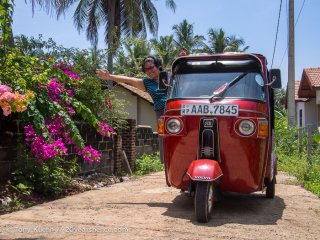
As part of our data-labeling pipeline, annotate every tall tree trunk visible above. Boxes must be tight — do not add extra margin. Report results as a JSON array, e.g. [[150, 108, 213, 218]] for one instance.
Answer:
[[107, 0, 116, 73]]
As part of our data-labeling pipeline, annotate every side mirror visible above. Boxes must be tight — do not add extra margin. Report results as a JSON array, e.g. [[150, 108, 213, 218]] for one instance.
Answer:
[[158, 71, 168, 90], [269, 69, 282, 88]]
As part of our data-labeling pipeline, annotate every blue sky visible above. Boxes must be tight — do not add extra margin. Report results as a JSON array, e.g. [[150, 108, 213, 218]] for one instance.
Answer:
[[12, 0, 320, 88]]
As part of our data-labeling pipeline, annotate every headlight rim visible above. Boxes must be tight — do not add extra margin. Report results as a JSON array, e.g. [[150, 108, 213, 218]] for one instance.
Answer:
[[166, 118, 183, 134], [237, 119, 256, 136]]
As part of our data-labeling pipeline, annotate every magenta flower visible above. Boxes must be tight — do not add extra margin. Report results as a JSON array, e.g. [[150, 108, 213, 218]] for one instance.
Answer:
[[24, 124, 68, 161], [98, 121, 114, 137], [46, 78, 64, 103], [78, 145, 101, 163]]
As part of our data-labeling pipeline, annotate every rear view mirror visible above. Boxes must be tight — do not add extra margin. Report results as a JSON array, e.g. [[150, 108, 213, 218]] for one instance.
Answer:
[[158, 71, 168, 90], [269, 69, 282, 88]]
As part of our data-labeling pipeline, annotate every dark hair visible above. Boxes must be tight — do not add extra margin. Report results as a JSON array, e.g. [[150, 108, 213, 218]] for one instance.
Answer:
[[141, 56, 162, 72]]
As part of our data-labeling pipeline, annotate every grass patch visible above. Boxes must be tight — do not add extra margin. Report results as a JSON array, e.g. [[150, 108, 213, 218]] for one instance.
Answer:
[[133, 152, 164, 176], [277, 151, 320, 197]]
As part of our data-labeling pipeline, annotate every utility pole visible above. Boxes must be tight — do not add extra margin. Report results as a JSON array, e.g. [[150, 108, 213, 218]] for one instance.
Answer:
[[288, 0, 296, 126]]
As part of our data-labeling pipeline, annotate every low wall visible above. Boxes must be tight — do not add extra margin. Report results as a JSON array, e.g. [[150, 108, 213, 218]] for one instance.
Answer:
[[136, 125, 159, 155], [0, 115, 22, 182], [0, 117, 158, 183]]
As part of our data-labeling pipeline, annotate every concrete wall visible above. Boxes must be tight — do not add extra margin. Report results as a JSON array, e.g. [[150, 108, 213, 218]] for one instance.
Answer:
[[296, 99, 319, 129], [138, 98, 157, 131], [304, 99, 318, 126], [114, 88, 138, 120], [113, 87, 157, 131]]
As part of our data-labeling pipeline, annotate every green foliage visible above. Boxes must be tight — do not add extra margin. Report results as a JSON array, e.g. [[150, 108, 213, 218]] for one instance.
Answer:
[[13, 156, 79, 197], [204, 28, 249, 53], [113, 37, 152, 77], [274, 88, 286, 118], [277, 153, 308, 180], [11, 35, 128, 131], [150, 35, 179, 70], [0, 39, 122, 197], [274, 115, 301, 156], [0, 0, 14, 56], [134, 152, 164, 176], [172, 19, 206, 53], [275, 117, 320, 197], [11, 183, 32, 197]]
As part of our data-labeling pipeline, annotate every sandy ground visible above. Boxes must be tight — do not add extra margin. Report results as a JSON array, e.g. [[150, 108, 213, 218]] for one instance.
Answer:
[[0, 171, 319, 240]]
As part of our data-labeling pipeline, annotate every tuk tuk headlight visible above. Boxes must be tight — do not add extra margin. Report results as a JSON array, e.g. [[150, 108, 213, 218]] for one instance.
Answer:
[[238, 120, 256, 136], [166, 118, 182, 134]]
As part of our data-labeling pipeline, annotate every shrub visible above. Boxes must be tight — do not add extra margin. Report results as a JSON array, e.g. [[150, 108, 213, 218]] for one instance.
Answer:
[[134, 152, 164, 176], [275, 116, 320, 197]]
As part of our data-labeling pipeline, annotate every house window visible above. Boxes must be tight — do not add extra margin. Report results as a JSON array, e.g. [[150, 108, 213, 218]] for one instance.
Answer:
[[299, 109, 303, 127]]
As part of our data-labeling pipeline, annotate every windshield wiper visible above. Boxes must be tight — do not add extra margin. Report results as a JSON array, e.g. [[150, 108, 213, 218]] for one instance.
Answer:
[[209, 72, 248, 101]]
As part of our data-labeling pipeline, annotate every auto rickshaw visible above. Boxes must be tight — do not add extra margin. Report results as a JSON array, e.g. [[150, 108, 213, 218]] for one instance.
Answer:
[[157, 53, 282, 223]]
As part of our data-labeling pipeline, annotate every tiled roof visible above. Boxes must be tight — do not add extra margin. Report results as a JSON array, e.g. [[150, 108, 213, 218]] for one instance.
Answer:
[[116, 83, 153, 104], [295, 80, 308, 101], [304, 68, 320, 87]]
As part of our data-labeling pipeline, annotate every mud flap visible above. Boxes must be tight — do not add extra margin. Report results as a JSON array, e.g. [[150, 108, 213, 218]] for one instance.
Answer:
[[187, 159, 223, 181]]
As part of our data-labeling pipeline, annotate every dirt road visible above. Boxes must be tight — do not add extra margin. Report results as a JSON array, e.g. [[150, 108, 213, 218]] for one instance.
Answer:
[[0, 171, 319, 240]]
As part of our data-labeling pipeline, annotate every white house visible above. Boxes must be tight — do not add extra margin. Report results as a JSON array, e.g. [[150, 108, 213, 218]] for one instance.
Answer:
[[295, 68, 320, 129], [113, 83, 158, 131]]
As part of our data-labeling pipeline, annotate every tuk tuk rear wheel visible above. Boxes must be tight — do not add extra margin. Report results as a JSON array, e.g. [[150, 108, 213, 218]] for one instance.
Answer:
[[195, 181, 214, 223], [266, 176, 276, 198]]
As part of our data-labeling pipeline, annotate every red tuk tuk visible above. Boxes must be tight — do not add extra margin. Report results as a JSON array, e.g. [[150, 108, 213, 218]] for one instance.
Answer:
[[157, 53, 281, 223]]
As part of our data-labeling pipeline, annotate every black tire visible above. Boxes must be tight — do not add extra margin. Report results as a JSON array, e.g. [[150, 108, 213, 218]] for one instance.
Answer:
[[266, 176, 276, 199], [195, 181, 214, 223]]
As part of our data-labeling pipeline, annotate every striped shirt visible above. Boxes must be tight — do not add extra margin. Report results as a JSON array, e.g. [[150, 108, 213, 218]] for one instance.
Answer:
[[143, 77, 167, 111]]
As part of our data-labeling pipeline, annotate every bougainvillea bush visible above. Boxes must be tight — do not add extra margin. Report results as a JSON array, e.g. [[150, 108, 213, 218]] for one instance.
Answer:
[[0, 48, 118, 195], [1, 49, 114, 161]]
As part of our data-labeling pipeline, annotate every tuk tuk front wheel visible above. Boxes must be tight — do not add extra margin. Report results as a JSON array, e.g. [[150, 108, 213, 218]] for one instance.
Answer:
[[266, 176, 276, 198], [195, 181, 214, 223]]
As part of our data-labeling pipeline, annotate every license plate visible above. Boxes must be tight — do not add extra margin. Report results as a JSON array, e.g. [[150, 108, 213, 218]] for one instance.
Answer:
[[181, 104, 239, 116]]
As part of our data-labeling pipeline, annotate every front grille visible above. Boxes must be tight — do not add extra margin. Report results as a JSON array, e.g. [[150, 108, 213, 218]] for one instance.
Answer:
[[198, 118, 220, 161]]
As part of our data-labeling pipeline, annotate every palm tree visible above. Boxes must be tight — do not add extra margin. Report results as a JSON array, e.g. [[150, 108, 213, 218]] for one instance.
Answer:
[[205, 28, 249, 53], [172, 19, 205, 54], [27, 0, 176, 74], [150, 35, 178, 69], [113, 37, 151, 77]]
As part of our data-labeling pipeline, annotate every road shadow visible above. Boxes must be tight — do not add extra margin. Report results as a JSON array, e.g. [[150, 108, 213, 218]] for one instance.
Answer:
[[148, 192, 285, 226]]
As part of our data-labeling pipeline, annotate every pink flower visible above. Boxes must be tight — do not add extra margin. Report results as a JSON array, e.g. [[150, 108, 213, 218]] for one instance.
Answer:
[[0, 85, 12, 95], [0, 91, 15, 101], [46, 78, 64, 102], [78, 145, 101, 163], [98, 121, 114, 137], [24, 124, 68, 161], [2, 105, 12, 116]]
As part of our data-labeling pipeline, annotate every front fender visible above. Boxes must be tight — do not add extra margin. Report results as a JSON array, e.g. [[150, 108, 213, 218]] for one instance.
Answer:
[[187, 159, 223, 181]]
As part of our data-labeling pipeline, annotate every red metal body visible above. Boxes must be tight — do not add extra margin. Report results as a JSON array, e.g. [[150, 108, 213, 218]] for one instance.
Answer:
[[160, 53, 277, 195]]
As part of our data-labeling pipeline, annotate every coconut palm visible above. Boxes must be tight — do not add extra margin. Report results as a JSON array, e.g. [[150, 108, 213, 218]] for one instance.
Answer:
[[172, 19, 205, 54], [150, 35, 178, 69], [27, 0, 176, 74], [205, 28, 249, 53], [113, 37, 151, 77]]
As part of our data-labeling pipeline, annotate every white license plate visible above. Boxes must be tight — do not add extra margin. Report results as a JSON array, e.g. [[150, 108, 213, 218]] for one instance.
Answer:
[[181, 104, 239, 116]]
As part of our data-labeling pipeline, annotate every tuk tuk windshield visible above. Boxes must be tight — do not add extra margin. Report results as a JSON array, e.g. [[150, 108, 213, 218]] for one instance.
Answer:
[[169, 71, 265, 101]]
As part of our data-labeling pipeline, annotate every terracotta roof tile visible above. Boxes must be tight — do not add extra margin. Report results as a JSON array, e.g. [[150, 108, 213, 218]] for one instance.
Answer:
[[304, 67, 320, 87], [117, 83, 153, 104], [295, 80, 300, 100], [295, 80, 309, 101]]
